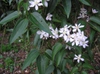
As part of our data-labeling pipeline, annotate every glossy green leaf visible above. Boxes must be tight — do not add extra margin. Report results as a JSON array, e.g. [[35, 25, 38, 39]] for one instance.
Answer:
[[28, 12, 51, 34], [45, 65, 54, 74], [71, 67, 78, 74], [79, 0, 91, 6], [47, 0, 61, 13], [22, 49, 40, 70], [37, 55, 49, 74], [9, 19, 28, 44], [89, 22, 100, 32], [52, 43, 63, 60], [45, 49, 52, 60], [63, 0, 71, 18], [0, 11, 21, 25], [90, 16, 100, 25]]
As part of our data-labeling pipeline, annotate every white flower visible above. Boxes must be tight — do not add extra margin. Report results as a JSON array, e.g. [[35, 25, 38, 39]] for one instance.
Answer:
[[78, 8, 88, 19], [65, 45, 72, 50], [74, 54, 84, 63], [79, 40, 88, 48], [51, 28, 59, 39], [44, 0, 50, 7], [92, 9, 98, 14], [72, 23, 84, 32], [37, 30, 49, 39], [46, 13, 53, 21], [29, 0, 43, 10]]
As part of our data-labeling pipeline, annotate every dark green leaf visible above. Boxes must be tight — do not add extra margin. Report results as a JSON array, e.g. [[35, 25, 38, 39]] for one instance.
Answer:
[[90, 16, 100, 25], [45, 49, 52, 60], [47, 0, 61, 13], [45, 65, 54, 74], [0, 11, 21, 25], [63, 0, 71, 18], [89, 22, 100, 32], [33, 34, 40, 46], [56, 49, 66, 66], [28, 12, 51, 34], [22, 49, 39, 70], [79, 0, 91, 6], [37, 55, 49, 74], [52, 43, 63, 60], [9, 19, 28, 44]]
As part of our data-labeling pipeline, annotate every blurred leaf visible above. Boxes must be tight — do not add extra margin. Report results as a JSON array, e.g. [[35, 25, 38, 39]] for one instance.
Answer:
[[22, 49, 39, 70], [48, 0, 61, 13], [52, 43, 63, 60], [63, 0, 71, 18], [71, 67, 78, 74], [90, 16, 100, 25], [0, 11, 21, 25], [79, 0, 91, 6], [83, 63, 94, 69], [28, 12, 51, 34], [37, 55, 49, 74], [45, 49, 52, 60], [45, 65, 54, 74], [81, 71, 88, 74], [64, 68, 69, 74], [89, 22, 100, 32], [9, 19, 28, 44], [9, 0, 13, 5]]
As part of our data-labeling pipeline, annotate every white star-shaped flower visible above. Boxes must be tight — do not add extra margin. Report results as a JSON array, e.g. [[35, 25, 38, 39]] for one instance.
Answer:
[[46, 13, 53, 21], [72, 23, 84, 32], [29, 0, 43, 10], [74, 54, 84, 63]]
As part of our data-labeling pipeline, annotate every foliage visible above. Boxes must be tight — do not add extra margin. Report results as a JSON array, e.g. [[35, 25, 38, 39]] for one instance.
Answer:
[[0, 0, 100, 74]]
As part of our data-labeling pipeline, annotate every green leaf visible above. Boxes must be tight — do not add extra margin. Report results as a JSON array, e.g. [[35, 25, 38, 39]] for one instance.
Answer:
[[52, 43, 63, 60], [83, 63, 94, 69], [81, 71, 88, 74], [9, 19, 28, 44], [28, 12, 51, 34], [89, 30, 96, 46], [90, 16, 100, 25], [0, 11, 21, 25], [60, 59, 67, 72], [47, 0, 61, 13], [71, 67, 78, 74], [89, 22, 100, 32], [22, 49, 39, 70], [79, 0, 91, 6], [33, 34, 40, 46], [45, 49, 52, 60], [37, 55, 49, 74], [45, 65, 54, 74], [63, 0, 71, 18], [56, 49, 66, 66]]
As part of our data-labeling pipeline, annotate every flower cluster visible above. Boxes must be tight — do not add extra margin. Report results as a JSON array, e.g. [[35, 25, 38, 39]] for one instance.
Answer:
[[37, 23, 88, 48]]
